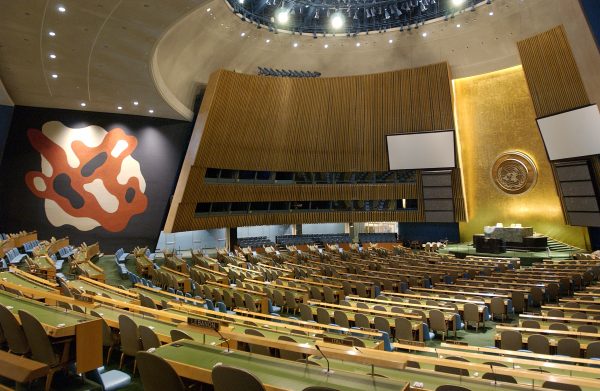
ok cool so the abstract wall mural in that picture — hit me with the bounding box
[25,122,148,232]
[0,106,192,252]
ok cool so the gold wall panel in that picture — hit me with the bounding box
[454,66,588,249]
[517,25,590,118]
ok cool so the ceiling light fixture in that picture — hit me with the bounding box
[324,44,328,48]
[80,102,87,107]
[51,74,58,79]
[49,53,56,59]
[277,9,289,24]
[356,42,360,47]
[452,0,465,6]
[148,109,154,114]
[293,42,298,47]
[57,5,66,13]
[117,106,123,110]
[422,32,428,37]
[388,39,393,43]
[489,11,494,15]
[265,39,271,43]
[241,32,246,36]
[456,24,461,28]
[206,8,211,12]
[48,31,56,37]
[330,14,344,30]
[133,101,139,106]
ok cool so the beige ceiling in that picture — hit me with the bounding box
[0,0,598,122]
[154,0,600,120]
[0,0,207,120]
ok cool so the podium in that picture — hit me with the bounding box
[473,235,506,254]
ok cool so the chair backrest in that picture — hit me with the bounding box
[527,334,550,355]
[212,364,266,391]
[570,312,587,319]
[302,387,341,391]
[310,286,322,301]
[500,330,522,351]
[577,325,598,333]
[549,322,569,331]
[285,290,298,310]
[244,328,271,356]
[429,309,447,332]
[277,335,303,361]
[434,356,469,376]
[557,337,580,358]
[490,297,505,315]
[481,372,517,384]
[139,325,161,350]
[244,293,258,312]
[0,304,29,355]
[463,303,479,323]
[354,313,370,329]
[91,310,113,346]
[137,351,185,391]
[170,329,193,342]
[299,304,313,321]
[356,302,369,309]
[18,310,58,366]
[373,316,391,334]
[585,340,600,359]
[394,317,413,341]
[541,381,581,391]
[316,307,331,325]
[323,286,336,304]
[118,315,141,356]
[521,320,540,329]
[333,310,349,328]
[548,309,564,317]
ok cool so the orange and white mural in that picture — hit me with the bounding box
[24,121,148,232]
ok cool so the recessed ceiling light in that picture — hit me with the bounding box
[51,74,58,79]
[80,102,86,107]
[57,6,66,13]
[489,11,494,16]
[117,106,123,110]
[388,39,393,43]
[241,32,246,37]
[148,109,154,114]
[133,101,139,106]
[323,44,328,48]
[206,8,211,12]
[48,31,56,37]
[456,24,461,28]
[422,32,428,37]
[293,42,298,47]
[452,0,465,6]
[356,42,360,47]
[265,39,270,43]
[238,0,244,4]
[49,53,56,59]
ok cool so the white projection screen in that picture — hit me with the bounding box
[387,130,456,170]
[537,105,600,161]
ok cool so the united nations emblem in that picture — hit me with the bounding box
[492,151,537,194]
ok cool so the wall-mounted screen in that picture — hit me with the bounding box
[386,130,456,170]
[537,105,600,161]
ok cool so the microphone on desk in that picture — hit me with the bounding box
[214,326,231,353]
[315,345,333,375]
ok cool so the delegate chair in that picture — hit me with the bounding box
[323,286,336,304]
[91,311,117,364]
[139,325,161,350]
[0,304,29,355]
[18,310,70,391]
[549,323,569,331]
[211,364,266,391]
[434,356,469,376]
[521,320,540,328]
[354,313,370,329]
[542,381,581,391]
[463,303,482,332]
[527,334,550,355]
[316,308,331,325]
[373,316,391,335]
[557,338,581,358]
[170,329,193,342]
[333,310,350,328]
[118,315,141,374]
[429,310,449,340]
[285,290,299,314]
[482,372,517,384]
[278,336,304,361]
[500,330,523,351]
[490,297,507,321]
[299,304,314,322]
[394,317,414,341]
[436,386,472,391]
[585,341,600,359]
[245,329,271,356]
[137,351,184,391]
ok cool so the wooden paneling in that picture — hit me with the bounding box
[170,63,466,231]
[517,25,590,118]
[172,208,422,231]
[196,63,454,172]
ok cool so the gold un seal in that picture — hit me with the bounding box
[492,151,537,194]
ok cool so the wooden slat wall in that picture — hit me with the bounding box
[171,62,467,231]
[517,25,590,118]
[517,25,596,225]
[195,63,454,172]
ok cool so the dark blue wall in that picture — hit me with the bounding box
[581,0,600,48]
[0,105,14,165]
[397,222,460,244]
[0,106,192,253]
